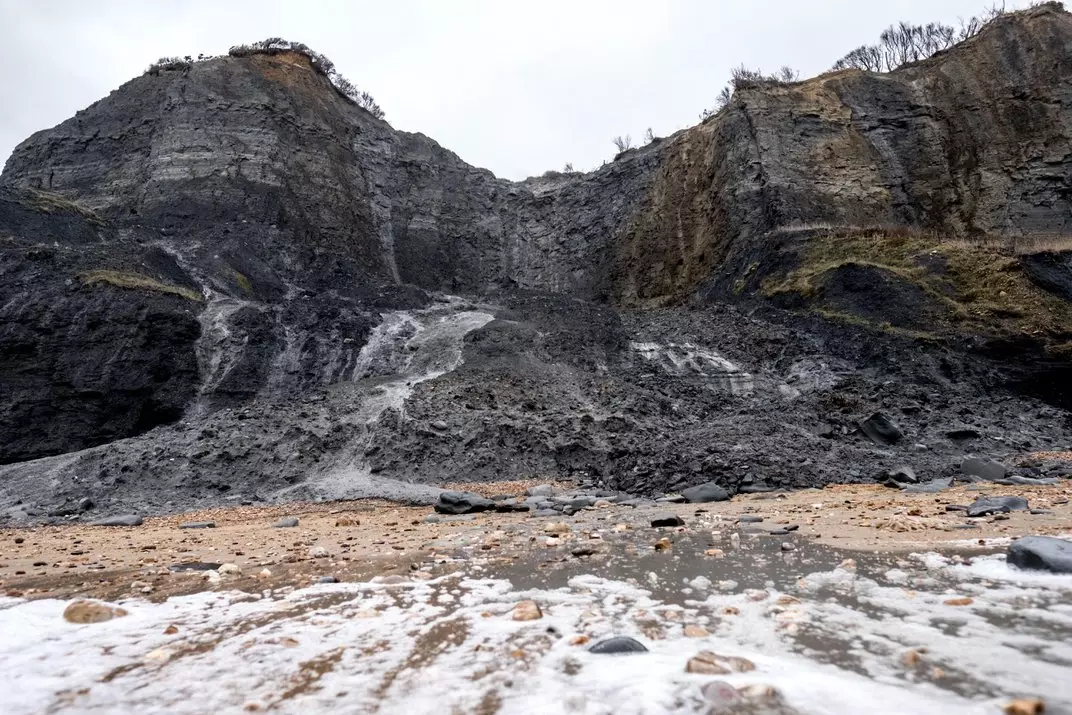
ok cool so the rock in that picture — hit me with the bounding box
[946,427,981,440]
[526,484,554,497]
[737,515,763,523]
[654,537,672,551]
[943,597,973,606]
[780,542,795,551]
[218,563,242,576]
[945,504,968,512]
[994,476,1060,486]
[966,496,1029,517]
[1029,509,1055,515]
[258,568,273,579]
[544,522,571,535]
[530,509,560,518]
[686,651,756,675]
[588,636,648,654]
[680,482,731,503]
[317,576,339,584]
[683,624,709,638]
[434,491,494,515]
[886,465,917,484]
[1007,535,1072,573]
[90,514,143,527]
[77,497,94,512]
[961,456,1007,481]
[335,517,359,526]
[492,499,531,513]
[859,412,903,445]
[63,600,128,624]
[512,600,543,621]
[700,681,744,709]
[571,546,598,557]
[903,477,952,493]
[651,515,685,528]
[656,494,688,504]
[272,517,299,528]
[783,524,799,532]
[1003,698,1046,715]
[430,420,448,431]
[308,546,330,559]
[169,562,222,572]
[179,521,216,529]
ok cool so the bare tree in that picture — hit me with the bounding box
[563,162,575,173]
[612,135,633,153]
[643,127,655,144]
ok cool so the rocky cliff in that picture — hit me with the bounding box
[2,5,1072,520]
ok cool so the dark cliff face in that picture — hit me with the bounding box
[1,5,1071,480]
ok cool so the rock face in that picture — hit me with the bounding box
[1,6,1072,520]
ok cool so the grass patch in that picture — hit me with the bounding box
[26,189,104,226]
[762,228,1072,342]
[232,269,253,295]
[80,270,202,302]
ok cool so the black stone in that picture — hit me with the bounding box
[90,514,143,527]
[434,491,495,515]
[859,412,903,445]
[179,521,216,529]
[169,562,222,572]
[588,636,649,654]
[737,515,764,523]
[966,496,1029,517]
[680,482,731,503]
[651,515,685,528]
[1007,535,1072,573]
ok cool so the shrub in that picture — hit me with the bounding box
[147,56,192,74]
[228,38,385,119]
[703,65,799,118]
[612,135,633,153]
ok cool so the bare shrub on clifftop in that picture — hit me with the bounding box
[612,135,633,153]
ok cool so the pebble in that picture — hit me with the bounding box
[780,542,795,551]
[273,517,300,528]
[63,600,128,624]
[218,563,242,576]
[335,517,359,526]
[651,515,685,528]
[544,522,571,535]
[737,515,763,523]
[308,546,330,558]
[512,600,543,621]
[701,681,743,708]
[654,537,672,551]
[683,624,709,638]
[317,576,339,584]
[943,597,973,606]
[179,521,215,529]
[571,547,598,557]
[1003,698,1045,715]
[588,636,648,654]
[769,528,789,536]
[257,568,272,579]
[89,514,143,527]
[686,651,756,675]
[704,548,725,558]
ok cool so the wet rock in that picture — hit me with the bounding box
[571,546,598,557]
[63,600,128,624]
[317,576,339,584]
[780,542,795,551]
[966,496,1029,517]
[179,521,216,529]
[651,515,685,528]
[308,546,330,558]
[700,681,743,708]
[769,528,789,536]
[885,465,917,484]
[512,600,543,621]
[90,514,143,527]
[530,509,560,518]
[526,484,554,497]
[588,636,648,654]
[1003,698,1046,715]
[272,517,299,528]
[680,482,731,503]
[1007,535,1072,573]
[168,562,222,572]
[961,456,1007,481]
[430,420,448,431]
[859,412,903,445]
[434,491,494,515]
[683,624,709,638]
[994,476,1060,486]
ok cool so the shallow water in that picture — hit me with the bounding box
[1,536,1069,714]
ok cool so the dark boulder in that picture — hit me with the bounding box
[680,482,732,503]
[1007,536,1072,573]
[859,413,903,445]
[434,491,495,515]
[961,457,1007,481]
[651,515,685,528]
[90,514,143,526]
[588,636,649,654]
[966,495,1029,517]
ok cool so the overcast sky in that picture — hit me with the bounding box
[0,0,1017,181]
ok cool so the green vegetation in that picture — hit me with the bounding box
[232,269,253,295]
[762,228,1072,342]
[80,270,202,302]
[27,189,104,226]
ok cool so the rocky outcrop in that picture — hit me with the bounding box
[1,5,1072,507]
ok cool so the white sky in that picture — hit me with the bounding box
[0,0,1016,181]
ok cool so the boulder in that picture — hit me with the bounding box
[526,484,554,497]
[588,636,648,654]
[272,517,299,528]
[680,482,732,503]
[434,491,495,515]
[90,514,143,527]
[651,515,685,528]
[1007,536,1072,573]
[859,412,903,445]
[961,457,1007,481]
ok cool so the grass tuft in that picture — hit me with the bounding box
[80,270,202,302]
[27,189,104,226]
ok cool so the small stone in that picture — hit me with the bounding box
[14,537,24,544]
[593,499,612,508]
[258,568,272,579]
[780,542,795,551]
[434,491,494,515]
[683,624,709,638]
[179,521,215,529]
[1003,698,1045,715]
[317,576,339,584]
[308,546,330,559]
[588,636,648,654]
[218,563,242,577]
[526,484,554,497]
[704,548,725,558]
[569,635,590,646]
[203,570,222,584]
[901,649,923,667]
[651,515,685,528]
[571,547,598,557]
[967,496,1029,517]
[721,607,740,616]
[273,517,299,528]
[63,600,128,624]
[512,600,543,621]
[544,522,571,535]
[90,514,143,527]
[769,528,789,536]
[686,651,755,675]
[335,517,359,526]
[654,537,672,551]
[737,515,764,523]
[680,482,731,503]
[144,647,174,663]
[943,597,973,606]
[700,681,743,707]
[163,625,179,635]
